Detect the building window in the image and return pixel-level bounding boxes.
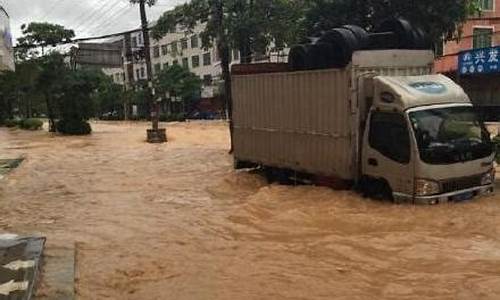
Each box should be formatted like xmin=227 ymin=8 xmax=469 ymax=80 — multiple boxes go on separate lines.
xmin=203 ymin=74 xmax=213 ymax=86
xmin=480 ymin=0 xmax=494 ymax=10
xmin=203 ymin=52 xmax=211 ymax=66
xmin=153 ymin=46 xmax=160 ymax=58
xmin=181 ymin=38 xmax=188 ymax=49
xmin=136 ymin=69 xmax=140 ymax=80
xmin=140 ymin=67 xmax=145 ymax=78
xmin=233 ymin=49 xmax=240 ymax=61
xmin=473 ymin=27 xmax=493 ymax=49
xmin=182 ymin=57 xmax=189 ymax=69
xmin=192 ymin=55 xmax=200 ymax=68
xmin=137 ymin=34 xmax=143 ymax=45
xmin=163 ymin=62 xmax=169 ymax=69
xmin=154 ymin=63 xmax=161 ymax=73
xmin=171 ymin=42 xmax=178 ymax=53
xmin=173 ymin=59 xmax=179 ymax=65
xmin=191 ymin=35 xmax=199 ymax=48
xmin=161 ymin=45 xmax=168 ymax=56
xmin=132 ymin=37 xmax=138 ymax=48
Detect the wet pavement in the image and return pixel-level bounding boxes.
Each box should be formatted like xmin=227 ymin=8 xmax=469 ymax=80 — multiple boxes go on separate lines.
xmin=0 ymin=121 xmax=499 ymax=300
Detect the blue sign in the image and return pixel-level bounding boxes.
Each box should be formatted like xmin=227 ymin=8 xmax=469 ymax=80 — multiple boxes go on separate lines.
xmin=459 ymin=46 xmax=500 ymax=75
xmin=409 ymin=82 xmax=447 ymax=94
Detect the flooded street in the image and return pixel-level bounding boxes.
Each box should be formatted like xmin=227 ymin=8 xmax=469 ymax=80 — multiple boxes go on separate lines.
xmin=0 ymin=121 xmax=500 ymax=300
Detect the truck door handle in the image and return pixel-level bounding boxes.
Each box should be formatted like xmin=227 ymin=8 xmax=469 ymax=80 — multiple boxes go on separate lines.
xmin=368 ymin=158 xmax=378 ymax=166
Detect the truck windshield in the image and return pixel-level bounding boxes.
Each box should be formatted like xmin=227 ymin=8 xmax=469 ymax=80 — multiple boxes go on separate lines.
xmin=408 ymin=106 xmax=493 ymax=165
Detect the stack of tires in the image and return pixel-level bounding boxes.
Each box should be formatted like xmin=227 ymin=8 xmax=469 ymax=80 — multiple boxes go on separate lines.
xmin=288 ymin=18 xmax=431 ymax=71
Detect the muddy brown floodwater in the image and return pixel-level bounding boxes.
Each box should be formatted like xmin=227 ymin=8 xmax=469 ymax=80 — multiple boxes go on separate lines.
xmin=0 ymin=121 xmax=500 ymax=300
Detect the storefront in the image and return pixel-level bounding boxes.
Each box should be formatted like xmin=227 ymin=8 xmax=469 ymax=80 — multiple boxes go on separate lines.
xmin=435 ymin=46 xmax=500 ymax=121
xmin=457 ymin=46 xmax=500 ymax=121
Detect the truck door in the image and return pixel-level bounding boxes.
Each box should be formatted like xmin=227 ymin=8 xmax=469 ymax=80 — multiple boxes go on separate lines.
xmin=362 ymin=110 xmax=415 ymax=200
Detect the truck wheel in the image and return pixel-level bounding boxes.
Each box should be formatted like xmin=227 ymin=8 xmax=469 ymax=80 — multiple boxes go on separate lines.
xmin=342 ymin=25 xmax=370 ymax=49
xmin=264 ymin=167 xmax=292 ymax=185
xmin=374 ymin=18 xmax=415 ymax=49
xmin=288 ymin=44 xmax=309 ymax=71
xmin=318 ymin=28 xmax=358 ymax=68
xmin=358 ymin=176 xmax=393 ymax=201
xmin=234 ymin=159 xmax=258 ymax=170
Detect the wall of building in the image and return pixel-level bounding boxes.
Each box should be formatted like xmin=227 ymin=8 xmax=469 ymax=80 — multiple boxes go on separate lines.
xmin=0 ymin=6 xmax=14 ymax=71
xmin=443 ymin=0 xmax=500 ymax=56
xmin=434 ymin=1 xmax=500 ymax=118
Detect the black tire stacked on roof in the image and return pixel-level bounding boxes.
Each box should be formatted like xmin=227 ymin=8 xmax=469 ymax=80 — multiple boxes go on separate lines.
xmin=288 ymin=18 xmax=432 ymax=71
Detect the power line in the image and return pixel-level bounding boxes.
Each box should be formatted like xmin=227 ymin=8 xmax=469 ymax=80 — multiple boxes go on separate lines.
xmin=38 ymin=0 xmax=66 ymax=21
xmin=86 ymin=3 xmax=134 ymax=36
xmin=72 ymin=0 xmax=118 ymax=35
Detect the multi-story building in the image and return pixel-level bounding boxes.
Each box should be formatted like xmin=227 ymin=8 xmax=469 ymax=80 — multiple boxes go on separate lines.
xmin=99 ymin=20 xmax=287 ymax=118
xmin=434 ymin=0 xmax=500 ymax=120
xmin=126 ymin=23 xmax=242 ymax=99
xmin=0 ymin=5 xmax=14 ymax=71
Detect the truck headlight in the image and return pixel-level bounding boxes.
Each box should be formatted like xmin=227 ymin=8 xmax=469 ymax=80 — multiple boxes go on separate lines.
xmin=415 ymin=179 xmax=440 ymax=196
xmin=481 ymin=169 xmax=495 ymax=185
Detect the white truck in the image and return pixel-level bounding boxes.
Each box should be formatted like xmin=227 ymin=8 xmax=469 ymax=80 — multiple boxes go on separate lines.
xmin=232 ymin=50 xmax=496 ymax=204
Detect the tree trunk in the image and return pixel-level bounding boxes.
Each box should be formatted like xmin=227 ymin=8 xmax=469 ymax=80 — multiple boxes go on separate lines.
xmin=44 ymin=92 xmax=56 ymax=132
xmin=239 ymin=0 xmax=254 ymax=64
xmin=214 ymin=0 xmax=234 ymax=153
xmin=239 ymin=40 xmax=252 ymax=63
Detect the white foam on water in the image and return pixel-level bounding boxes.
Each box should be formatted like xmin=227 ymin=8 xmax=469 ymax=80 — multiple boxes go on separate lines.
xmin=0 ymin=234 xmax=18 ymax=240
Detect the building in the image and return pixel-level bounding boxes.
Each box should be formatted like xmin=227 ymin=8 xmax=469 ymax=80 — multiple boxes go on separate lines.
xmin=434 ymin=0 xmax=500 ymax=120
xmin=97 ymin=20 xmax=286 ymax=119
xmin=125 ymin=23 xmax=242 ymax=99
xmin=0 ymin=5 xmax=14 ymax=71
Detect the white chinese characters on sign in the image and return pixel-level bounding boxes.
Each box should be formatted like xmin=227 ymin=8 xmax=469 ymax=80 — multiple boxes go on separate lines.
xmin=488 ymin=48 xmax=498 ymax=63
xmin=460 ymin=47 xmax=500 ymax=75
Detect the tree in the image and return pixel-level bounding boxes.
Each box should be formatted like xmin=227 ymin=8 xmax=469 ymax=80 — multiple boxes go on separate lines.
xmin=37 ymin=52 xmax=69 ymax=132
xmin=152 ymin=0 xmax=303 ymax=150
xmin=56 ymin=69 xmax=100 ymax=135
xmin=154 ymin=64 xmax=202 ymax=115
xmin=93 ymin=75 xmax=125 ymax=119
xmin=302 ymin=0 xmax=481 ymax=44
xmin=17 ymin=22 xmax=75 ymax=59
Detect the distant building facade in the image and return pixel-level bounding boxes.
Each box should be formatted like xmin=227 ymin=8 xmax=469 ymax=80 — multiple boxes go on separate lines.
xmin=434 ymin=0 xmax=500 ymax=120
xmin=0 ymin=6 xmax=14 ymax=71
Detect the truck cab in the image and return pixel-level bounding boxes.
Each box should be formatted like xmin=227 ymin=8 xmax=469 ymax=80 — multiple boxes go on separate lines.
xmin=361 ymin=74 xmax=496 ymax=204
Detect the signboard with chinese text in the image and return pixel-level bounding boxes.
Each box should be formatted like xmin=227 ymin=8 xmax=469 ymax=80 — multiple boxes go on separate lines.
xmin=459 ymin=46 xmax=500 ymax=75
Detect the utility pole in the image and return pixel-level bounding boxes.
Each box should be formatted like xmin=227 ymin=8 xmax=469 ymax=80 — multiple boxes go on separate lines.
xmin=139 ymin=0 xmax=166 ymax=143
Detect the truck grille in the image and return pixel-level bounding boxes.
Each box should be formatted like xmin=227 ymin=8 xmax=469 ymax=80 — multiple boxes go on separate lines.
xmin=441 ymin=175 xmax=482 ymax=193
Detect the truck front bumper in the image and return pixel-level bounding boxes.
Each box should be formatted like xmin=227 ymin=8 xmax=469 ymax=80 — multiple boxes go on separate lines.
xmin=394 ymin=184 xmax=495 ymax=205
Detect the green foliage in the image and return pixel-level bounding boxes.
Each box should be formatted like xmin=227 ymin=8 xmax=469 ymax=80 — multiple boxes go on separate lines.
xmin=159 ymin=112 xmax=187 ymax=122
xmin=56 ymin=119 xmax=92 ymax=135
xmin=155 ymin=64 xmax=202 ymax=103
xmin=129 ymin=0 xmax=157 ymax=6
xmin=17 ymin=22 xmax=75 ymax=59
xmin=301 ymin=0 xmax=481 ymax=44
xmin=152 ymin=0 xmax=304 ymax=57
xmin=20 ymin=118 xmax=43 ymax=130
xmin=93 ymin=74 xmax=124 ymax=119
xmin=4 ymin=119 xmax=20 ymax=128
xmin=55 ymin=69 xmax=102 ymax=135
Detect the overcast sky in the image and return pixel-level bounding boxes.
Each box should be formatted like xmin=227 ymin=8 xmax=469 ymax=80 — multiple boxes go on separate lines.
xmin=1 ymin=0 xmax=187 ymax=43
